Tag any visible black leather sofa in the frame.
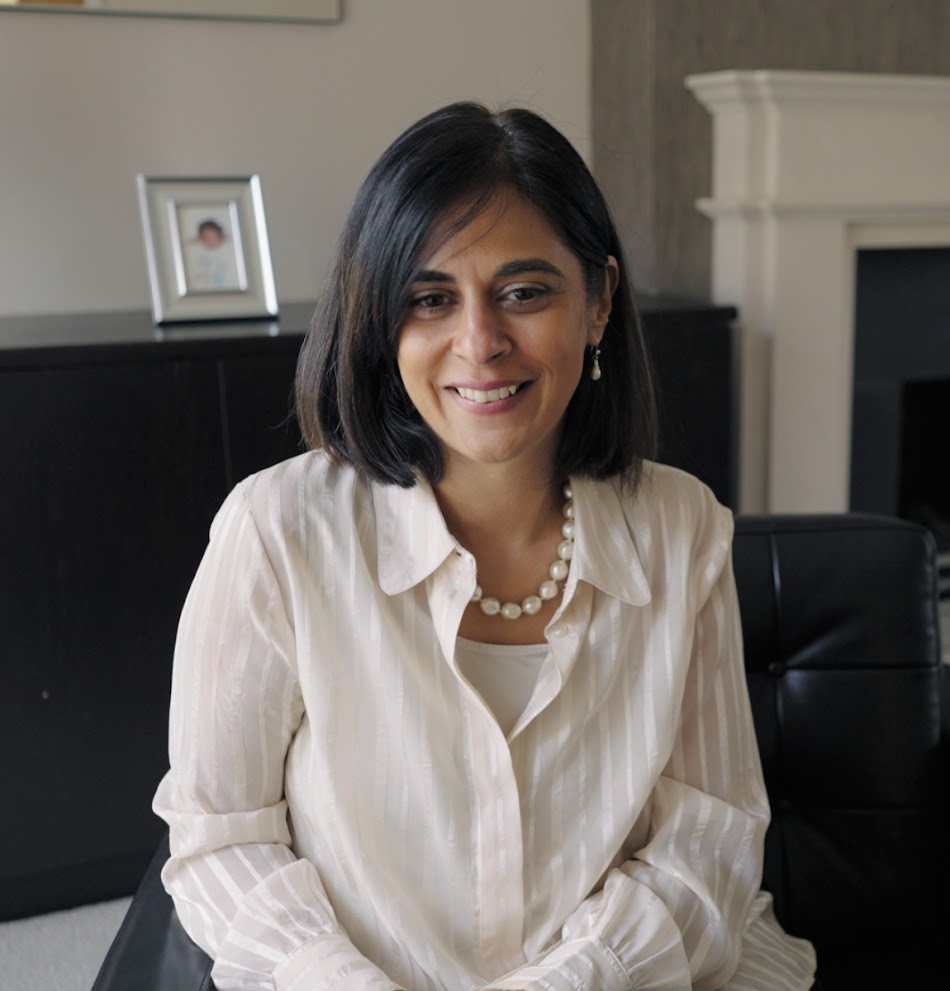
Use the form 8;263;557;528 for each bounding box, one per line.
90;514;947;991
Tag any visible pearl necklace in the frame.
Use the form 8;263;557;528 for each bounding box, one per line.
470;484;575;620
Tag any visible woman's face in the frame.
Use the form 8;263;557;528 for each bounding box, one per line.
396;191;616;480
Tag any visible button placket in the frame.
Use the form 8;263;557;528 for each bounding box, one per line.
460;685;526;972
429;552;526;969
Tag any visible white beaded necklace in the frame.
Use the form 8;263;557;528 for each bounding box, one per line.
470;483;575;620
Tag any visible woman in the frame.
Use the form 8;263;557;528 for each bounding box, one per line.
154;103;817;990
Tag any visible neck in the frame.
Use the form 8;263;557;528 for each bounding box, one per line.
435;459;573;644
435;460;562;550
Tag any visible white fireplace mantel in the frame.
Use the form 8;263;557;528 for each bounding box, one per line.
686;70;950;512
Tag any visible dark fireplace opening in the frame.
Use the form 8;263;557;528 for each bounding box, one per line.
850;246;950;658
851;246;950;524
900;378;950;553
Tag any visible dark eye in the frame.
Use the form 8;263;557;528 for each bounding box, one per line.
502;284;549;306
412;291;450;310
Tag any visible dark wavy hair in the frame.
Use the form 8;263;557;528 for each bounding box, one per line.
295;101;657;489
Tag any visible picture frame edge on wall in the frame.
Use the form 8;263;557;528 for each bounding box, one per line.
136;174;279;325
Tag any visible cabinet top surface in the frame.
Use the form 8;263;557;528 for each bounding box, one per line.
0;301;315;353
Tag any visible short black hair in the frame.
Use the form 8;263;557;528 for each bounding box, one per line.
296;101;657;488
198;220;224;236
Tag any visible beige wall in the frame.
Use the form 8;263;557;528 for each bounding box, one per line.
593;0;950;298
0;1;590;317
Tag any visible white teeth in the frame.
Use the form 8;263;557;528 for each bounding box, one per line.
457;384;521;404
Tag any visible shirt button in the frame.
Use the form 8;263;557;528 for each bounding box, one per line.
553;625;568;638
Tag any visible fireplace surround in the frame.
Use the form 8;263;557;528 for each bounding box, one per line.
687;70;950;515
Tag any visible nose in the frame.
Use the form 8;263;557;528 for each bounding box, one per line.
452;297;511;365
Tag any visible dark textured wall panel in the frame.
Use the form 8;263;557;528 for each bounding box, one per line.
591;0;657;290
592;0;950;297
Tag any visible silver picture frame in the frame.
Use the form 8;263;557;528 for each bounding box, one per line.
136;175;278;324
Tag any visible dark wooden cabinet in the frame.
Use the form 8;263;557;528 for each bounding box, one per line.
0;298;735;919
639;297;738;509
0;308;306;920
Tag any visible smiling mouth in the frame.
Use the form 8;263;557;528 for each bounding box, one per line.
454;383;523;404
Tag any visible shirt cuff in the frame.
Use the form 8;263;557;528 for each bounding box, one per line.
272;932;402;991
484;934;691;991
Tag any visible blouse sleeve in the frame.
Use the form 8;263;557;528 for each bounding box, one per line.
152;485;401;991
482;506;805;991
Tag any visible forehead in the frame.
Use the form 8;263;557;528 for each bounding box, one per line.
417;190;579;274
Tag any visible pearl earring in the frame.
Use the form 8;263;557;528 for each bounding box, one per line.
590;345;602;381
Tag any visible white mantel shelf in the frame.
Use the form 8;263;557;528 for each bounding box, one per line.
687;70;950;512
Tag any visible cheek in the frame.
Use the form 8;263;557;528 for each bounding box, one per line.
557;324;590;378
395;332;434;403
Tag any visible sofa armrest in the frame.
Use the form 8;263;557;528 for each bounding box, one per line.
734;513;946;990
92;833;213;991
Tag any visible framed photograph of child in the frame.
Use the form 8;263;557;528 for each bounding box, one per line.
136;175;278;324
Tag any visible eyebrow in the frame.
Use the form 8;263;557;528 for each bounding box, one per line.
496;258;566;279
410;258;567;284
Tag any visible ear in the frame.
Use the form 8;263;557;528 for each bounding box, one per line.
588;255;619;345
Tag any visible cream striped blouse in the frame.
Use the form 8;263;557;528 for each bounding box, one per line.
153;452;816;991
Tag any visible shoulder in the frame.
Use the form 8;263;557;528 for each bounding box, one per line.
636;461;731;534
214;450;373;550
603;462;734;585
239;448;360;502
605;460;731;529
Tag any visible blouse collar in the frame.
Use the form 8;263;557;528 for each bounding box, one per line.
373;472;652;607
